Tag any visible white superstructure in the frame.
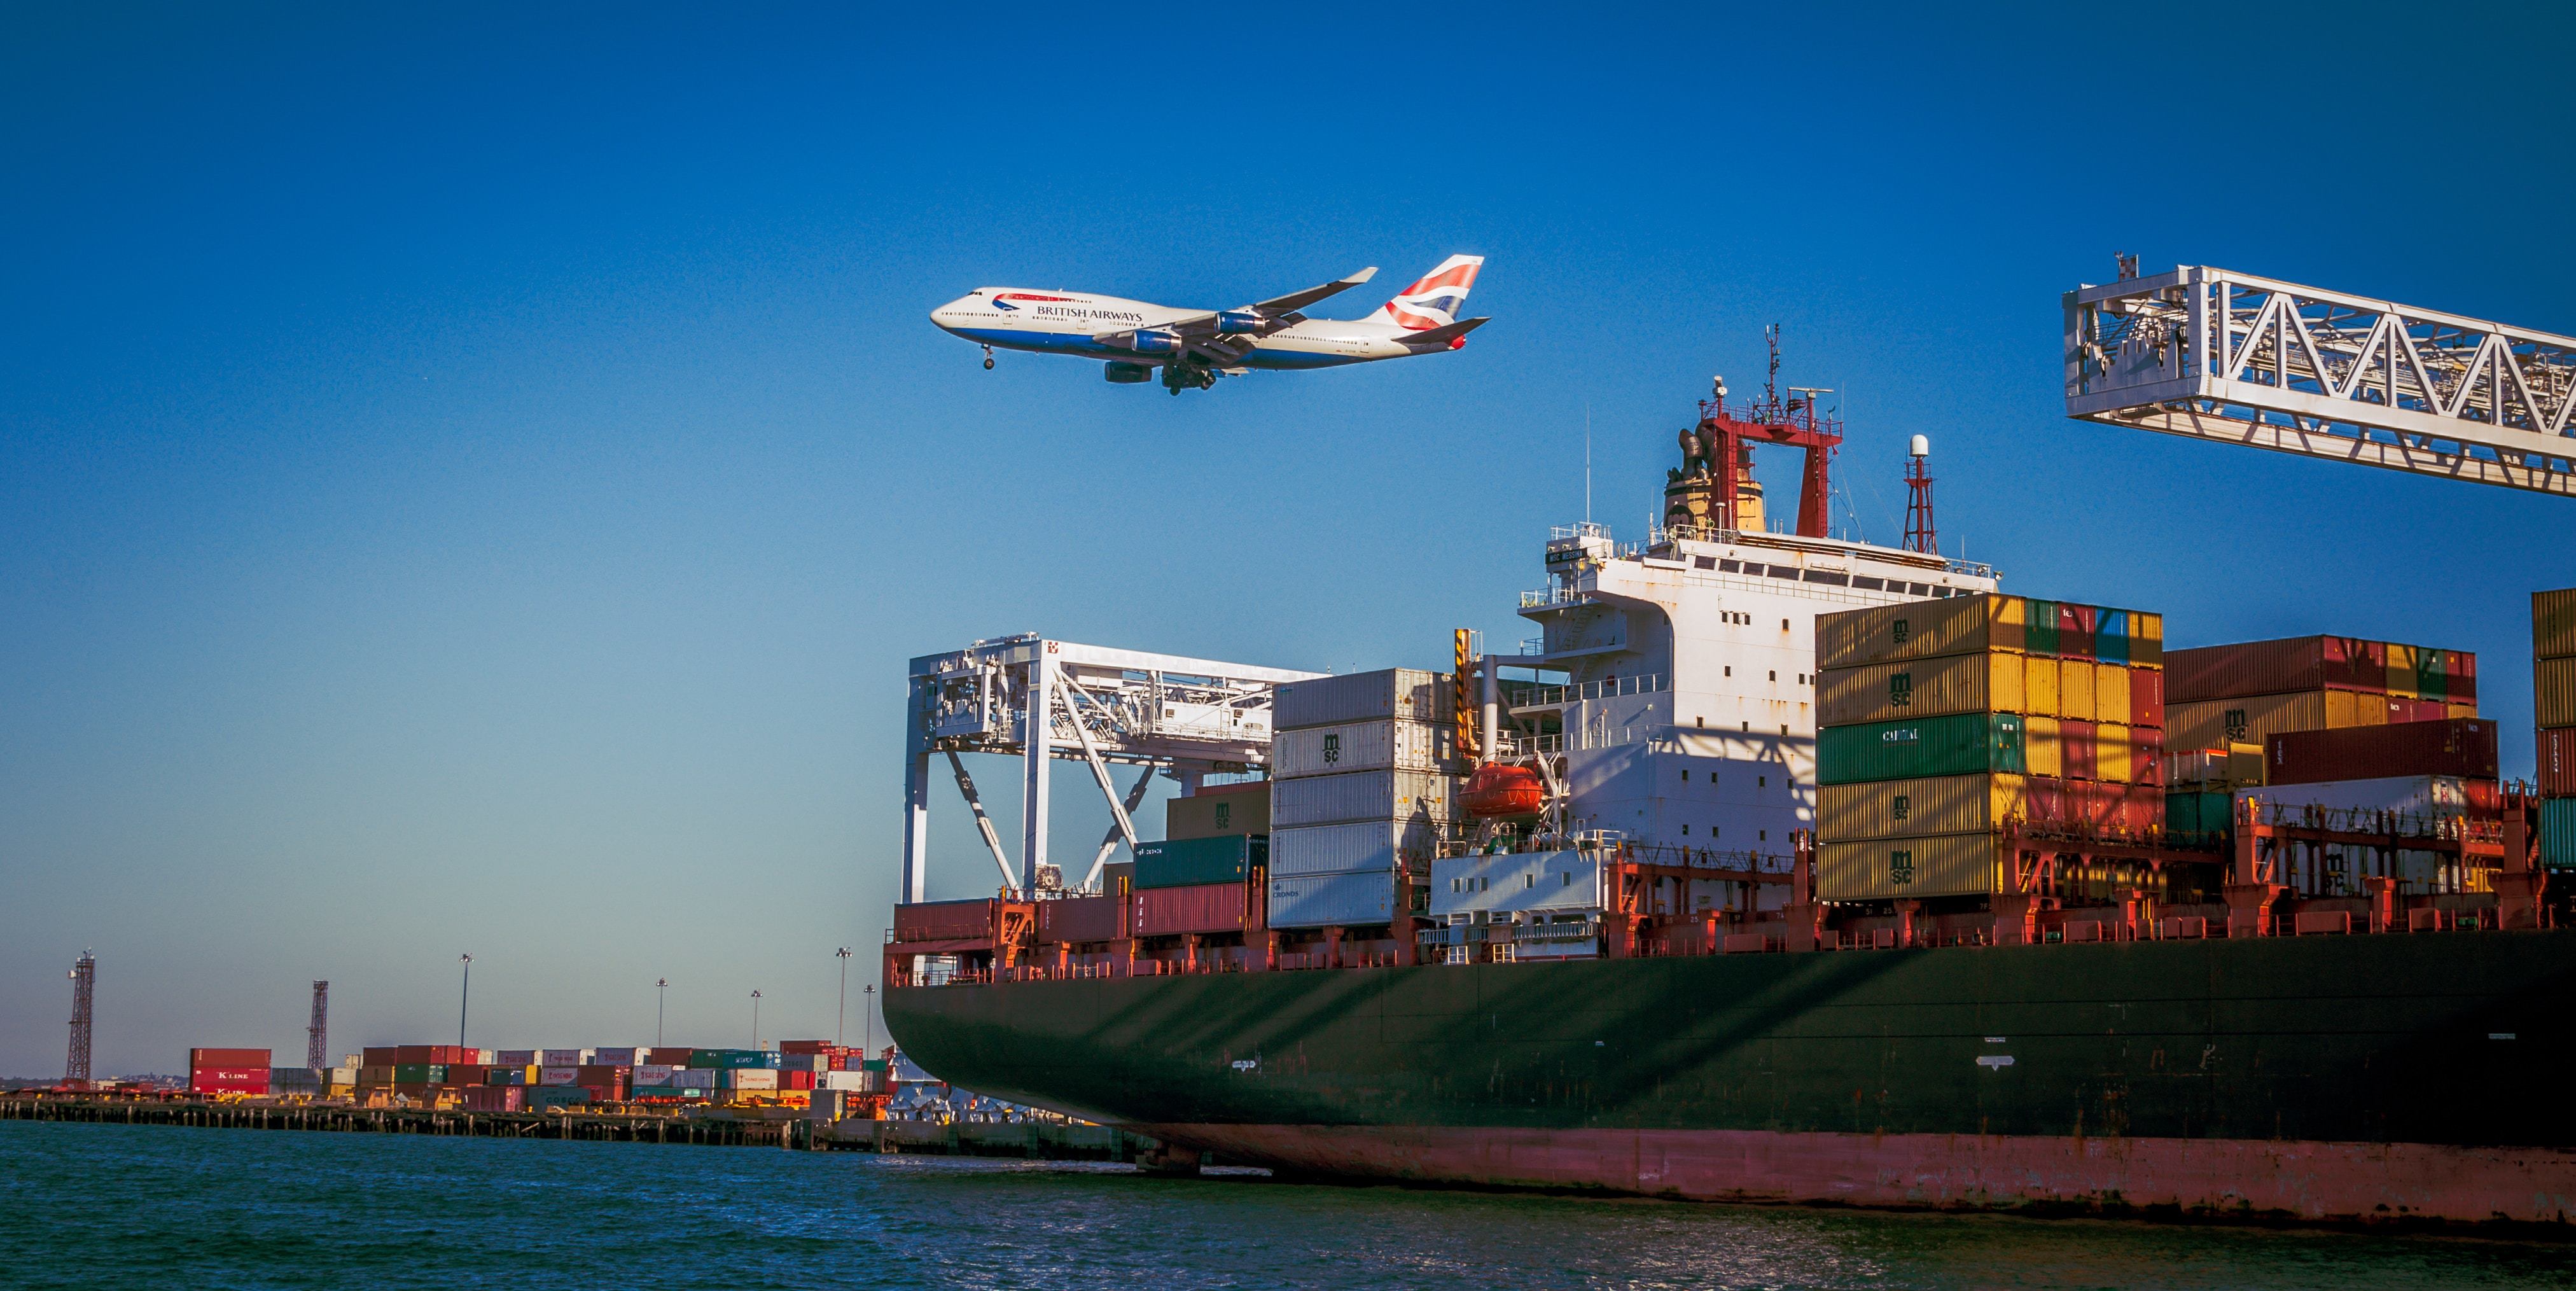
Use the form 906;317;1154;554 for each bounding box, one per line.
1517;522;1998;863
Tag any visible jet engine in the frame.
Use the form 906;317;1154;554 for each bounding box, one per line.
1126;329;1182;355
1215;311;1262;334
1104;362;1153;384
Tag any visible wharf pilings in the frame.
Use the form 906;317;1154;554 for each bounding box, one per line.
0;1096;1153;1160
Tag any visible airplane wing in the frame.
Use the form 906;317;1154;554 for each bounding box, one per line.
1093;267;1381;345
1395;316;1491;349
1245;267;1377;320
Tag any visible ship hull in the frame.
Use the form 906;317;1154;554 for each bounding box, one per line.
885;932;2576;1226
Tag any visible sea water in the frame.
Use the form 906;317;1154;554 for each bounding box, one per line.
3;1121;2568;1289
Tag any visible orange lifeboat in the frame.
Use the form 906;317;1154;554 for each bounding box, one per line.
1460;762;1547;819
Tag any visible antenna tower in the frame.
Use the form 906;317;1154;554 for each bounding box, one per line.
307;980;330;1070
1902;436;1939;554
66;951;95;1089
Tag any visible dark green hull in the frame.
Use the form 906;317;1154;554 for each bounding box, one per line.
886;932;2576;1224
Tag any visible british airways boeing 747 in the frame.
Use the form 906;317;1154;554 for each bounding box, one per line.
929;256;1487;393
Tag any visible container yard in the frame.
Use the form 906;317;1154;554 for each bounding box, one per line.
879;329;2576;1230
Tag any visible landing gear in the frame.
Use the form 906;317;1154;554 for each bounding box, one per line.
1160;362;1216;395
982;345;994;370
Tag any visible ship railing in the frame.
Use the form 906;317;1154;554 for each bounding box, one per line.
1505;674;1667;708
1519;585;1592;609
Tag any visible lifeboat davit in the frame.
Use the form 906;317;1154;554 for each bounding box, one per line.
1460;762;1547;819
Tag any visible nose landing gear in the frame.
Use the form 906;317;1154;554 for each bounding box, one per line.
982;345;995;370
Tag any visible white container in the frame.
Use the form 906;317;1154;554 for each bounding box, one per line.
636;1064;676;1085
818;1070;873;1091
1430;850;1605;920
1274;668;1454;731
538;1049;592;1067
1272;720;1455;779
539;1067;580;1087
1271;820;1438;877
494;1049;539;1066
724;1068;779;1091
1267;869;1399;929
1272;769;1455;827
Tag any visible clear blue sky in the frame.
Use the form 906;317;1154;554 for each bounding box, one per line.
5;4;2570;1075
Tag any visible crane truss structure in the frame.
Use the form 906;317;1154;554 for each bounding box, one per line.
307;980;330;1071
65;951;94;1089
902;634;1319;902
2064;265;2576;494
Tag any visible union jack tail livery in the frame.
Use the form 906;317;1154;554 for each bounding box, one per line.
1378;255;1484;331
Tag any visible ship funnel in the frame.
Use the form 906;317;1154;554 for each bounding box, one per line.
1909;433;1930;458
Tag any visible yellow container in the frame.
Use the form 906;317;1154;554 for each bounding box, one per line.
2095;662;2131;726
2444;701;2478;721
2098;722;2133;783
1818;652;2025;726
2324;689;2388;727
1818;831;2002;902
2023;656;2060;718
2541;657;2576;729
2060;657;2096;722
1817;595;2024;671
2025;716;2063;778
2384;643;2419;699
2537;588;2576;662
1818;772;2029;842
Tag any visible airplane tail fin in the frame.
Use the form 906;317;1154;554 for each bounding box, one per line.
1360;255;1484;331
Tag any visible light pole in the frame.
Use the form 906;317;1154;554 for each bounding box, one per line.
749;989;762;1049
835;947;853;1047
457;954;473;1049
862;984;876;1060
656;978;668;1047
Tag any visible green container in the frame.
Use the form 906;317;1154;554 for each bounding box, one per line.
2413;648;2447;702
2023;599;2060;657
1134;835;1267;889
393;1064;443;1084
2163;789;2231;842
2542;799;2576;870
1818;713;2025;786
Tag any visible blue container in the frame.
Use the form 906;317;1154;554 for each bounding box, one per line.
2096;610;2131;667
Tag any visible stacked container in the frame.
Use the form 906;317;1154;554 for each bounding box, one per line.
1165;780;1269;841
2164;635;2478;754
1264;668;1458;929
188;1047;271;1095
2538;589;2576;870
1129;835;1267;937
1813;594;2167;903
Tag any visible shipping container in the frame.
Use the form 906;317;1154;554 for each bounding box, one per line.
892;898;1003;944
2384;643;2420;700
361;1047;401;1068
2166;636;2431;701
1816;652;2023;727
2095;608;2165;667
1164;783;1271;839
2096;722;2133;783
1266;868;1400;929
2024;655;2059;718
524;1087;590;1109
188;1068;270;1095
2542;658;2576;730
636;1064;675;1085
268;1067;323;1092
2060;658;2096;723
1816;712;2026;786
462;1087;523;1112
538;1049;592;1067
2166;690;2351;753
1270;819;1440;877
2543;798;2576;869
494;1049;538;1066
2447;650;2478;704
1816;594;2024;670
2165;789;2232;840
189;1047;270;1071
2027;779;2162;832
2538;589;2576;662
1132;879;1262;936
1101;860;1134;897
445;1066;487;1086
2131;665;2166;729
2025;716;2062;779
2024;599;2059;657
1818;832;2001;902
540;1067;579;1086
644;1047;695;1066
2057;603;2096;661
773;1053;826;1073
720;1068;779;1090
1271;720;1457;778
1818;772;2028;842
393;1064;443;1084
783;1069;816;1091
2238;775;2484;821
2542;728;2576;799
1428;849;1605;919
1273;667;1455;731
2266;718;2499;785
2133;727;2166;786
1134;834;1265;889
591;1048;642;1066
1271;768;1456;827
2061;720;2099;781
1036;893;1128;943
2095;664;2131;730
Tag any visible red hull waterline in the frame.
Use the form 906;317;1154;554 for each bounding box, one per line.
1134;1124;2576;1227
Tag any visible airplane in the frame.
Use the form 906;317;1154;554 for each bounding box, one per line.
929;255;1488;394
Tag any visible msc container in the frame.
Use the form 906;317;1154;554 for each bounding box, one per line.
2166;636;2400;701
1272;667;1455;731
1428;849;1604;919
1271;768;1456;827
1270;818;1440;877
2538;589;2576;662
1817;772;2029;842
1164;783;1270;839
2543;797;2576;869
1818;832;2000;902
1036;893;1128;943
1816;712;2026;786
1816;652;2023;727
892;898;1002;943
1132;879;1262;936
1133;834;1265;889
1816;594;2024;670
2541;658;2576;730
1271;719;1457;778
1266;868;1400;928
2542;728;2576;799
2266;718;2498;785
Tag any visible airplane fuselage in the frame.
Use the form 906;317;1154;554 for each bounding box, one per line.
929;290;1428;370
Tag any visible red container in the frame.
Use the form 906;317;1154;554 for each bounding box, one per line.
893;898;1003;943
2266;718;2499;786
392;1045;438;1064
2057;604;2096;661
2126;783;2164;831
2166;636;2390;702
1037;893;1129;944
2129;666;2164;730
2131;727;2166;786
784;1070;816;1091
189;1047;270;1070
578;1084;620;1103
646;1047;695;1066
446;1066;487;1087
361;1047;402;1067
463;1087;523;1112
2394;698;2446;723
574;1064;627;1085
189;1068;269;1094
1133;879;1262;937
2061;720;2099;781
2447;650;2478;703
2541;728;2576;797
779;1040;832;1054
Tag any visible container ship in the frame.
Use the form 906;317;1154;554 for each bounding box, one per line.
882;348;2576;1227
